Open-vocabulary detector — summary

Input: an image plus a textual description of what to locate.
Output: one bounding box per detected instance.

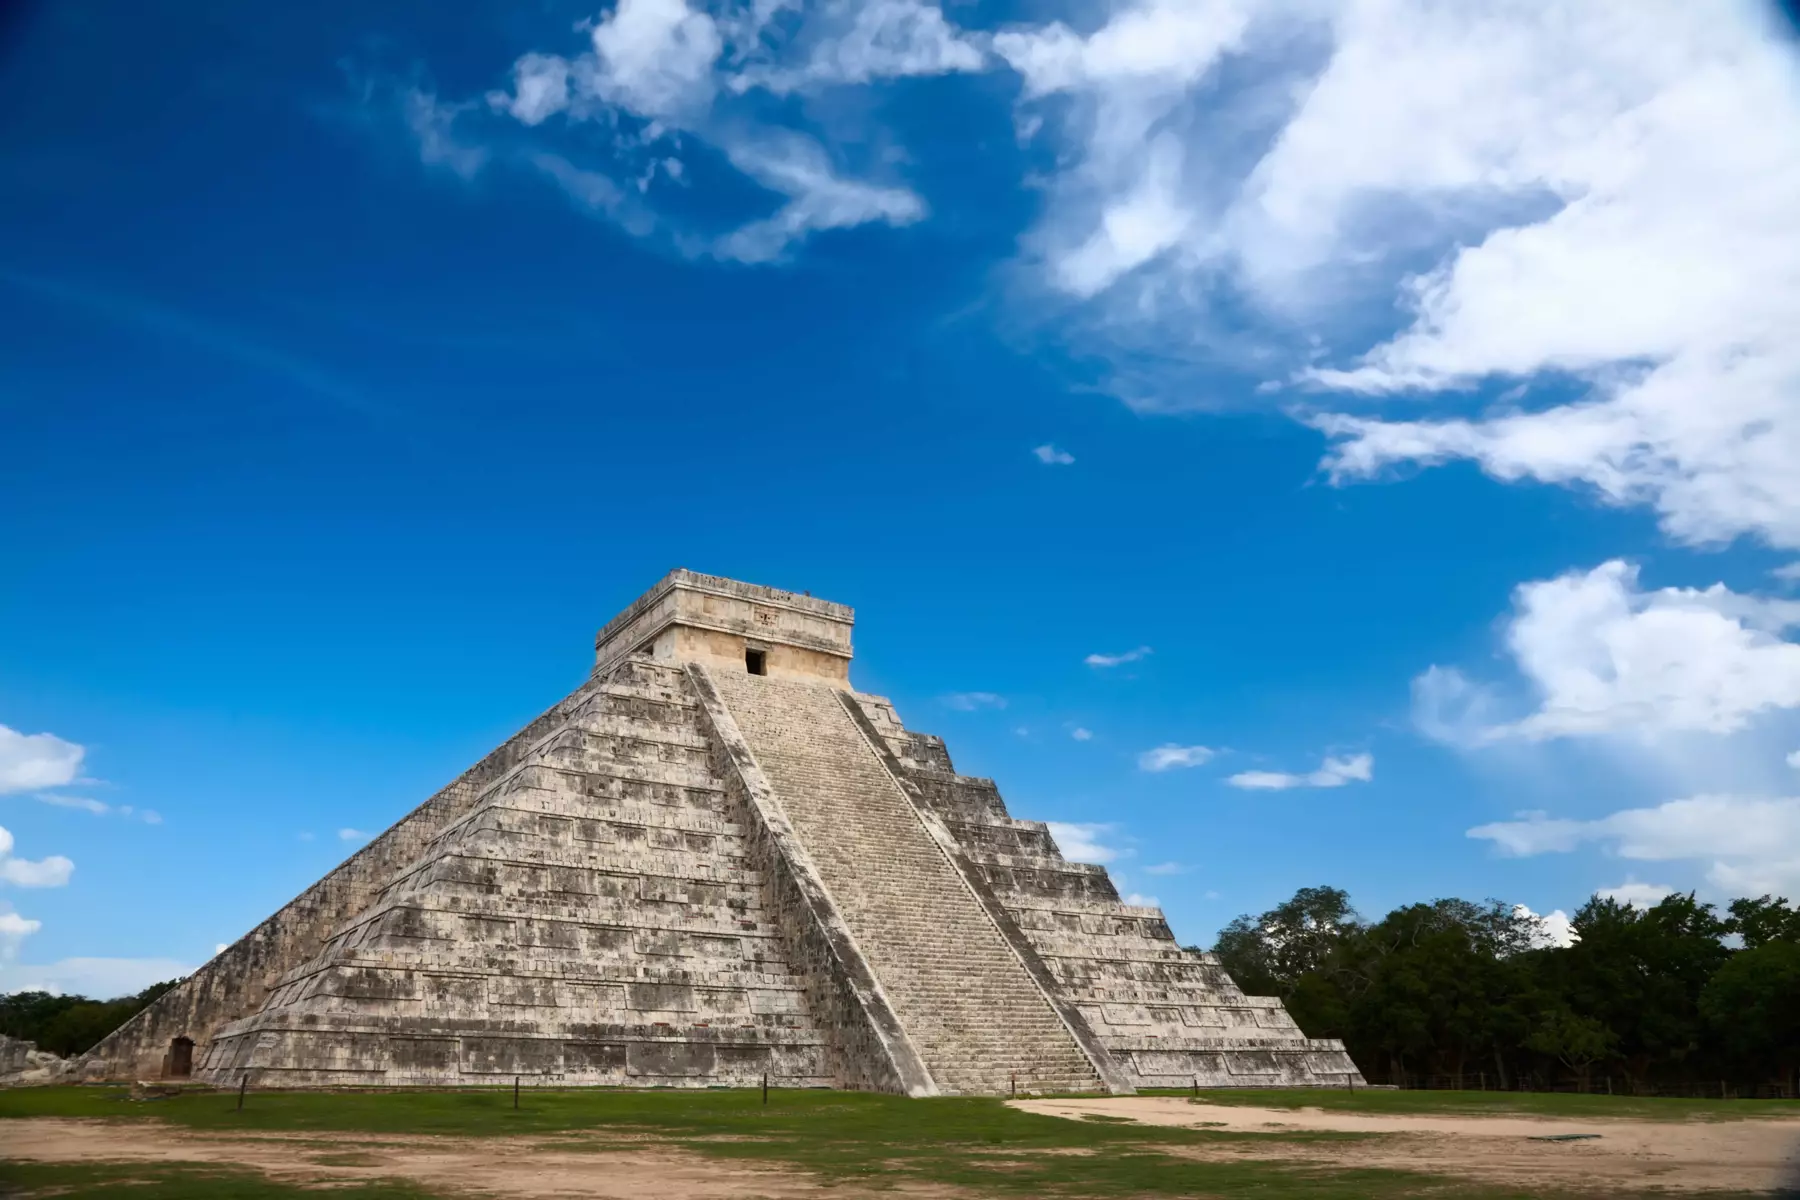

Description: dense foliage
[1212,888,1800,1093]
[0,979,182,1058]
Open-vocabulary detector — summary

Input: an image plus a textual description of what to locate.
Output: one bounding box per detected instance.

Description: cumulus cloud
[0,726,84,794]
[0,827,72,889]
[1419,561,1800,744]
[1469,794,1800,897]
[0,910,41,957]
[1598,879,1675,909]
[1033,443,1076,465]
[1086,645,1151,668]
[1137,743,1213,771]
[987,0,1800,548]
[1513,904,1576,949]
[1046,821,1123,864]
[1226,752,1372,791]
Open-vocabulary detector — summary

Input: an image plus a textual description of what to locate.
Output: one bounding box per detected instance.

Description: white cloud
[1046,821,1123,864]
[1513,904,1576,949]
[1597,879,1675,910]
[1469,794,1800,897]
[1121,892,1160,908]
[1069,726,1093,741]
[1086,645,1151,668]
[1033,443,1076,465]
[987,0,1800,547]
[712,131,924,263]
[1137,743,1213,771]
[1776,563,1800,584]
[588,0,725,120]
[1226,752,1373,791]
[941,691,1006,711]
[338,828,370,843]
[213,943,228,956]
[0,826,72,889]
[0,726,84,794]
[1280,3,1800,550]
[1144,861,1183,876]
[1423,561,1800,744]
[0,910,41,955]
[731,0,985,95]
[0,956,192,998]
[1788,748,1800,769]
[465,0,927,262]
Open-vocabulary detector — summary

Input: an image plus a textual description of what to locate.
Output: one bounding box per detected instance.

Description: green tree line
[1211,887,1800,1094]
[0,979,183,1058]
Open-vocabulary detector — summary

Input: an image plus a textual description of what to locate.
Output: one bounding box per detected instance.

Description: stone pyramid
[87,571,1364,1095]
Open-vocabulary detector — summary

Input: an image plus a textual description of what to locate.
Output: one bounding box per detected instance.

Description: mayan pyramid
[86,571,1364,1095]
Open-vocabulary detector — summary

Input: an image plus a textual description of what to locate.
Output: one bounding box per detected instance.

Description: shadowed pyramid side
[850,692,1368,1090]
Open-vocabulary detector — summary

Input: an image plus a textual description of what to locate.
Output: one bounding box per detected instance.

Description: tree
[1214,886,1361,999]
[1526,1007,1618,1091]
[1701,940,1800,1089]
[0,979,182,1058]
[1726,895,1800,948]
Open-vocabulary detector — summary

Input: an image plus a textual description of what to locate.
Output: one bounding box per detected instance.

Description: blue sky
[4,0,1800,996]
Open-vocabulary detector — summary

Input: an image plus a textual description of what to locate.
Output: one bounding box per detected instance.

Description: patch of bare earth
[1011,1097,1800,1193]
[0,1118,959,1199]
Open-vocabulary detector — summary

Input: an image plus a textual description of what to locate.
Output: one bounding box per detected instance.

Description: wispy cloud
[1033,443,1075,465]
[0,268,375,417]
[1086,645,1151,668]
[1138,744,1213,771]
[0,955,194,998]
[1597,880,1675,910]
[1069,726,1093,741]
[338,828,370,843]
[941,692,1006,711]
[34,794,159,824]
[1227,753,1373,791]
[1143,861,1183,876]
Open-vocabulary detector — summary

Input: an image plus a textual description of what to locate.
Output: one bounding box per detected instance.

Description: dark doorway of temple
[169,1037,193,1077]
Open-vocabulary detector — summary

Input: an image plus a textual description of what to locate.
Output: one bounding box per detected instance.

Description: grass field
[1179,1087,1800,1122]
[0,1085,1787,1199]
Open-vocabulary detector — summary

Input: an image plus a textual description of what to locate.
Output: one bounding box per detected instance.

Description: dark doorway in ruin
[745,648,767,675]
[169,1037,194,1077]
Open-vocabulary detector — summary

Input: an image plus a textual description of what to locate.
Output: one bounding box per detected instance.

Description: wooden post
[514,1076,520,1109]
[1010,1072,1016,1097]
[1192,1076,1198,1098]
[762,1072,768,1105]
[237,1074,247,1111]
[1479,1072,1485,1091]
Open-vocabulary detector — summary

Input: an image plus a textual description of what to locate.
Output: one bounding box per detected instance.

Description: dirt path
[1011,1096,1800,1193]
[0,1118,927,1199]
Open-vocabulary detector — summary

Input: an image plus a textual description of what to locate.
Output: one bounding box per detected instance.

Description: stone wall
[849,692,1367,1090]
[82,677,604,1081]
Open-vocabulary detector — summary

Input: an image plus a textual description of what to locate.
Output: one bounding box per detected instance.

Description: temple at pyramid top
[84,571,1364,1095]
[594,569,856,686]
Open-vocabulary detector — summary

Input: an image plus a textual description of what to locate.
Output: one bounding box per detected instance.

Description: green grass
[0,1160,439,1200]
[1172,1087,1800,1121]
[0,1086,1779,1199]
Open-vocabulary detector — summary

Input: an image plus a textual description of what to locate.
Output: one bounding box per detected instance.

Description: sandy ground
[1012,1096,1800,1194]
[0,1118,884,1199]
